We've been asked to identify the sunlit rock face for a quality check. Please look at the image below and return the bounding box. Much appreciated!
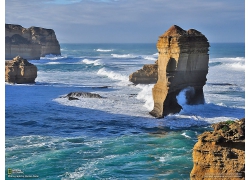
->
[149,25,209,118]
[190,118,245,180]
[5,56,37,84]
[5,24,61,60]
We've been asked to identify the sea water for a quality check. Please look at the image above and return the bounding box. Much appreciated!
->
[5,43,245,179]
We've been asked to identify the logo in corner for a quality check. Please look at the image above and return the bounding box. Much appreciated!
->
[7,168,12,175]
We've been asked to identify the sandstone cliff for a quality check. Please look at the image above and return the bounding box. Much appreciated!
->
[5,24,61,60]
[150,25,209,118]
[129,62,158,84]
[5,56,37,84]
[190,118,245,180]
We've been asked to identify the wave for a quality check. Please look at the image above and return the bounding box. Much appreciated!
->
[224,62,245,70]
[82,59,102,66]
[97,68,129,82]
[40,54,65,60]
[143,56,157,61]
[46,62,61,65]
[111,54,139,59]
[96,49,113,52]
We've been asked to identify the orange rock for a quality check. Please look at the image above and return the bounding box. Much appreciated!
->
[190,118,245,180]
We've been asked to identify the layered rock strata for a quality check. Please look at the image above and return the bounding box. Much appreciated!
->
[190,118,245,180]
[150,25,209,118]
[5,24,61,60]
[5,56,37,84]
[129,62,158,84]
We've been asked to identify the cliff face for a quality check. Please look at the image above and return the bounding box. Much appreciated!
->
[190,118,245,180]
[129,62,158,84]
[5,56,37,84]
[150,25,209,118]
[5,24,61,60]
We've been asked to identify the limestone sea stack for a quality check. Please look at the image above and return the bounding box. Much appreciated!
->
[5,56,37,84]
[5,24,61,60]
[150,25,209,118]
[190,118,245,180]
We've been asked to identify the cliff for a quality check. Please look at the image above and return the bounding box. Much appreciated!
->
[150,25,209,118]
[5,24,61,60]
[5,56,37,84]
[129,62,158,84]
[190,118,245,180]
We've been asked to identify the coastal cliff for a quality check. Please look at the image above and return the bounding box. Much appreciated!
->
[5,24,61,60]
[5,56,37,84]
[149,25,209,118]
[190,118,245,180]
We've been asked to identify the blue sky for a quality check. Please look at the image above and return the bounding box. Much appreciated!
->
[5,0,246,43]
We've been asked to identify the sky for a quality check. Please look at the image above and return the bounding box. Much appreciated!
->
[4,0,246,43]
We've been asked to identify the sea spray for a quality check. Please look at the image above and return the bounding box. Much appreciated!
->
[136,84,154,110]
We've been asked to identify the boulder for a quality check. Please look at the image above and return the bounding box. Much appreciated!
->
[190,118,245,180]
[149,25,209,118]
[5,24,61,60]
[5,56,37,84]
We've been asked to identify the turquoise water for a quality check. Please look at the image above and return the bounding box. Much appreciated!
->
[5,43,245,179]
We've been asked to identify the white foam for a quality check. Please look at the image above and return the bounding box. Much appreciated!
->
[96,49,113,52]
[97,68,129,82]
[143,56,157,61]
[111,54,137,58]
[82,59,102,66]
[181,132,191,139]
[40,54,65,60]
[135,84,154,110]
[46,62,61,65]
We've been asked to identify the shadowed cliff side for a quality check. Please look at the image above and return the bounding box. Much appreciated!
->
[190,118,245,180]
[149,25,209,118]
[5,24,61,60]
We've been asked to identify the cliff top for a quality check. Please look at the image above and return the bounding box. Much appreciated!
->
[160,25,205,38]
[198,118,245,143]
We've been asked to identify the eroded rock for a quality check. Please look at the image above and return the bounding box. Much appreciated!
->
[5,24,61,60]
[64,92,103,100]
[129,62,158,84]
[150,25,209,118]
[5,56,37,84]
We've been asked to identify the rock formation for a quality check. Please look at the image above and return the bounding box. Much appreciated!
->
[64,92,103,100]
[5,24,61,60]
[129,61,158,84]
[190,118,245,180]
[149,25,209,118]
[5,56,37,84]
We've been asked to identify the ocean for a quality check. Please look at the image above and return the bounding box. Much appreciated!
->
[5,43,245,179]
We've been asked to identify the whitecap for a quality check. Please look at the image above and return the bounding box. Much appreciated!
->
[111,54,137,58]
[96,49,113,52]
[97,68,129,82]
[81,59,102,66]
